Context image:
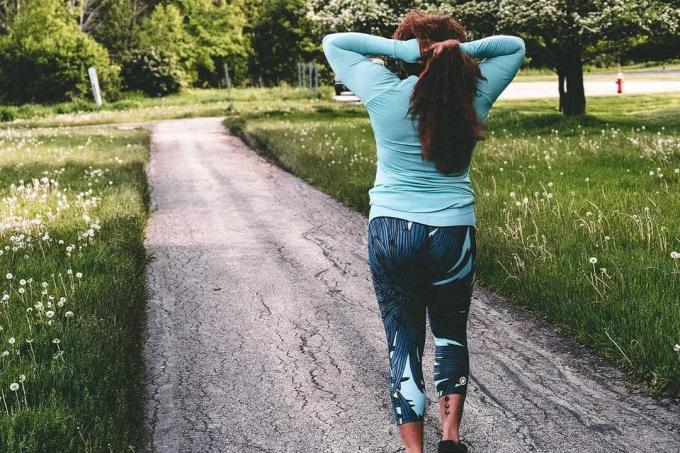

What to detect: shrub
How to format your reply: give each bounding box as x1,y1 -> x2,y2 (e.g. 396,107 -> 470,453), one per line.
0,106 -> 17,122
0,0 -> 120,104
121,49 -> 184,97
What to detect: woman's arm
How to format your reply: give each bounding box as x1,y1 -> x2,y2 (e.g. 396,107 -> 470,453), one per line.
322,32 -> 420,104
459,35 -> 526,118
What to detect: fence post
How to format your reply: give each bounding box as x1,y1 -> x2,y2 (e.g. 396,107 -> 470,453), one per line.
87,67 -> 102,106
223,63 -> 233,112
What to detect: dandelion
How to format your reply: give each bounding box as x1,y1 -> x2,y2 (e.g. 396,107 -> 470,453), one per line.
649,171 -> 655,176
45,311 -> 54,318
589,257 -> 598,265
19,279 -> 26,286
65,311 -> 74,318
671,251 -> 680,259
674,344 -> 680,352
75,272 -> 83,279
8,337 -> 15,345
9,383 -> 18,392
5,273 -> 12,280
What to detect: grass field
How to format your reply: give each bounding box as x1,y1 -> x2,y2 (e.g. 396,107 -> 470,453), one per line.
0,125 -> 149,450
227,92 -> 680,396
0,88 -> 323,128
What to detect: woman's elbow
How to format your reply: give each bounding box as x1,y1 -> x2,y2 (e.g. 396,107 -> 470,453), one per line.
322,33 -> 337,51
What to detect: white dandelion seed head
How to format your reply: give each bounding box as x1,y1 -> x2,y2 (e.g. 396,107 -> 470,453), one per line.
8,337 -> 15,344
65,311 -> 74,318
674,344 -> 680,352
75,272 -> 83,279
52,338 -> 60,344
9,383 -> 18,391
671,251 -> 680,259
19,374 -> 25,382
5,273 -> 12,280
19,279 -> 26,286
45,311 -> 54,318
589,257 -> 598,264
459,376 -> 467,385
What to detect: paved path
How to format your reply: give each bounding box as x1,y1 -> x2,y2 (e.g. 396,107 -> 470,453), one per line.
501,79 -> 680,100
143,117 -> 680,452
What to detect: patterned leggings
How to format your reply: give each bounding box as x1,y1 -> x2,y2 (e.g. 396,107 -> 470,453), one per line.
368,216 -> 476,425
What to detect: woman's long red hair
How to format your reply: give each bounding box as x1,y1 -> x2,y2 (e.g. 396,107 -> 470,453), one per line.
394,11 -> 484,174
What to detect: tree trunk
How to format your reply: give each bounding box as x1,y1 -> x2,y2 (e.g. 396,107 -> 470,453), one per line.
557,47 -> 586,116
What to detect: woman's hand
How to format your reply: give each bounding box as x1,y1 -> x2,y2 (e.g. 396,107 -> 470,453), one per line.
420,39 -> 461,60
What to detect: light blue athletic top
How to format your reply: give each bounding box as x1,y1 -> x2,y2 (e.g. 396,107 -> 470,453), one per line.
322,32 -> 525,227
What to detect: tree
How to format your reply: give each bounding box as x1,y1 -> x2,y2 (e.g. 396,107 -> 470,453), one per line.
249,0 -> 316,85
86,0 -> 155,58
178,0 -> 249,86
0,0 -> 120,103
450,0 -> 680,115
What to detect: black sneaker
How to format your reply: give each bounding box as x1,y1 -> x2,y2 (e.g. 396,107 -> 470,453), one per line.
438,439 -> 468,453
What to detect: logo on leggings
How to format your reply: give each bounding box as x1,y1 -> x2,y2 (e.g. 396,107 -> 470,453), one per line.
459,377 -> 467,385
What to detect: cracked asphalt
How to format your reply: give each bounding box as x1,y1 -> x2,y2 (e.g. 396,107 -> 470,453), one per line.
143,117 -> 680,452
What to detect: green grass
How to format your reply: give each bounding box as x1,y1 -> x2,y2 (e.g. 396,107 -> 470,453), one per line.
227,92 -> 680,396
0,87 -> 324,128
0,125 -> 149,450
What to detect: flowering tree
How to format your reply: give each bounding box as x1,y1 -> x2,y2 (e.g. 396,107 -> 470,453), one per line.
451,0 -> 680,115
306,0 -> 424,36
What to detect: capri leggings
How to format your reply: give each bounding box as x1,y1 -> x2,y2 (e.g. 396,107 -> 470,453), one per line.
368,216 -> 476,425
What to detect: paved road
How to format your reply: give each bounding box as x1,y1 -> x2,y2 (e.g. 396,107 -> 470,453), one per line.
143,117 -> 680,452
501,79 -> 680,100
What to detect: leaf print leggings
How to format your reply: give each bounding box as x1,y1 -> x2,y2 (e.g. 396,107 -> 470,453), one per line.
368,216 -> 476,425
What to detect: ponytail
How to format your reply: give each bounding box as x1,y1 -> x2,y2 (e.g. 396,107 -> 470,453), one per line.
408,44 -> 484,174
393,10 -> 485,175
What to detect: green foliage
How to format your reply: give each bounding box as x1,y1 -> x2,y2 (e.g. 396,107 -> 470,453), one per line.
87,0 -> 139,59
121,49 -> 184,97
0,106 -> 16,122
249,0 -> 317,85
130,1 -> 249,89
180,0 -> 249,87
0,0 -> 120,104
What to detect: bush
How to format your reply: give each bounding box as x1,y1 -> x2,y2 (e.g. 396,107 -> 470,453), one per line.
121,49 -> 184,97
54,100 -> 100,115
0,0 -> 120,104
0,106 -> 16,122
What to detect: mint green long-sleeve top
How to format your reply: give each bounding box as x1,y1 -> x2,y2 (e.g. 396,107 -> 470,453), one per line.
322,32 -> 525,227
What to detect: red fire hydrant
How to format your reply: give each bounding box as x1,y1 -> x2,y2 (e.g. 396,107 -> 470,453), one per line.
616,72 -> 624,94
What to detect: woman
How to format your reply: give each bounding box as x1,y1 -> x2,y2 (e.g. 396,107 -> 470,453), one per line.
322,10 -> 525,453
